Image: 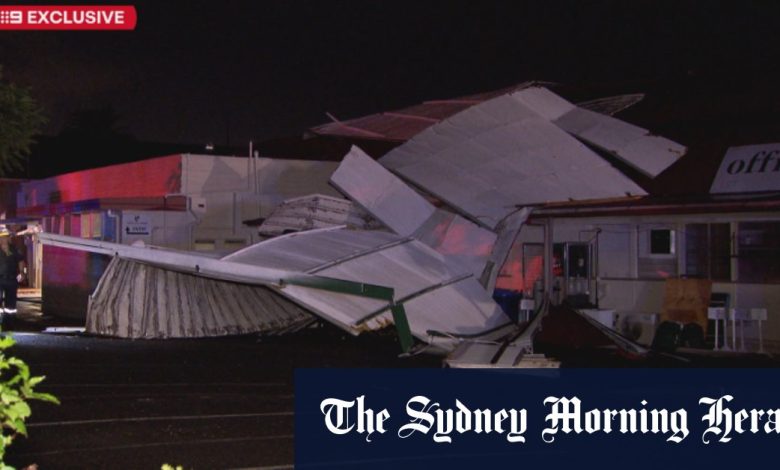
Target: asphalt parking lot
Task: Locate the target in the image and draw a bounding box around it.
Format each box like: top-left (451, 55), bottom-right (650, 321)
top-left (3, 301), bottom-right (438, 470)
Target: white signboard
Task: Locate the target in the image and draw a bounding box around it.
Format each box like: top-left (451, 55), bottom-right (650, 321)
top-left (123, 214), bottom-right (151, 236)
top-left (711, 143), bottom-right (780, 194)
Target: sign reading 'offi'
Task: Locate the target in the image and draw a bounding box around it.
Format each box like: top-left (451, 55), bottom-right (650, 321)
top-left (711, 143), bottom-right (780, 194)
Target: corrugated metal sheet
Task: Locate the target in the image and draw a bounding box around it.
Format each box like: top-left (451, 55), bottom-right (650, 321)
top-left (578, 93), bottom-right (645, 117)
top-left (256, 193), bottom-right (381, 236)
top-left (380, 89), bottom-right (647, 229)
top-left (330, 147), bottom-right (436, 237)
top-left (87, 257), bottom-right (314, 339)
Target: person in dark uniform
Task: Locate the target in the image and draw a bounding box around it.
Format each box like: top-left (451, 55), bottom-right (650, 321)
top-left (0, 227), bottom-right (25, 315)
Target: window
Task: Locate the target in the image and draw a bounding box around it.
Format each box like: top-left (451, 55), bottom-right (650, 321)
top-left (521, 243), bottom-right (544, 294)
top-left (639, 226), bottom-right (677, 278)
top-left (685, 223), bottom-right (731, 281)
top-left (194, 239), bottom-right (216, 251)
top-left (650, 229), bottom-right (675, 255)
top-left (80, 212), bottom-right (103, 240)
top-left (738, 221), bottom-right (780, 283)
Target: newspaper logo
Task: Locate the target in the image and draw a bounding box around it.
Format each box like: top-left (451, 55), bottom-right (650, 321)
top-left (0, 5), bottom-right (137, 30)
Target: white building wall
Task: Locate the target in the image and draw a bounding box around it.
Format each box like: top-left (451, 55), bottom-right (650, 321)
top-left (178, 154), bottom-right (340, 252)
top-left (120, 210), bottom-right (193, 250)
top-left (540, 212), bottom-right (780, 351)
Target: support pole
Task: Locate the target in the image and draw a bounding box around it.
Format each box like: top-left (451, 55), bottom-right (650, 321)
top-left (543, 218), bottom-right (553, 303)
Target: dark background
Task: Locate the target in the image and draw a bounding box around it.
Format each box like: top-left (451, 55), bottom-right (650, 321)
top-left (2, 0), bottom-right (779, 149)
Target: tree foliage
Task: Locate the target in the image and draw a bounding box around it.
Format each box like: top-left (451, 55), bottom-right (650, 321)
top-left (0, 333), bottom-right (58, 469)
top-left (0, 67), bottom-right (46, 176)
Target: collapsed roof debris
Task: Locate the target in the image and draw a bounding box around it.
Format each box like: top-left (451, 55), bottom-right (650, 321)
top-left (332, 146), bottom-right (512, 280)
top-left (224, 226), bottom-right (511, 350)
top-left (330, 146), bottom-right (437, 237)
top-left (37, 85), bottom-right (685, 362)
top-left (576, 93), bottom-right (645, 117)
top-left (41, 224), bottom-right (515, 352)
top-left (378, 87), bottom-right (664, 229)
top-left (251, 193), bottom-right (381, 237)
top-left (89, 257), bottom-right (314, 338)
top-left (309, 80), bottom-right (645, 142)
top-left (445, 303), bottom-right (649, 368)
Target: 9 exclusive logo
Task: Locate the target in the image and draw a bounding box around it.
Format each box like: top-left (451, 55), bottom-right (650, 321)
top-left (0, 5), bottom-right (137, 30)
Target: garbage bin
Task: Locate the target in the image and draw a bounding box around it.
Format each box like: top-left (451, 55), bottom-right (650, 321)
top-left (492, 288), bottom-right (522, 323)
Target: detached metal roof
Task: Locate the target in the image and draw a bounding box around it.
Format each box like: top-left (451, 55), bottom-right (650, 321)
top-left (310, 82), bottom-right (544, 141)
top-left (224, 227), bottom-right (509, 344)
top-left (331, 146), bottom-right (436, 237)
top-left (41, 227), bottom-right (511, 351)
top-left (330, 147), bottom-right (504, 280)
top-left (309, 81), bottom-right (645, 143)
top-left (379, 88), bottom-right (650, 229)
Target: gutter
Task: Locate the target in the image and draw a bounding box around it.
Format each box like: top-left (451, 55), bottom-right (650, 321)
top-left (530, 198), bottom-right (780, 219)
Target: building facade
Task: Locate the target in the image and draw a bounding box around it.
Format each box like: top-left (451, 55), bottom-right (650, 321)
top-left (16, 153), bottom-right (340, 317)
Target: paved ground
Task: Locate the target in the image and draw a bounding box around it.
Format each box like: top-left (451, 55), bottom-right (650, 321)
top-left (4, 297), bottom-right (778, 469)
top-left (2, 299), bottom-right (439, 469)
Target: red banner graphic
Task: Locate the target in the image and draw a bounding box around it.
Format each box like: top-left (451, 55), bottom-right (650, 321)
top-left (0, 5), bottom-right (137, 30)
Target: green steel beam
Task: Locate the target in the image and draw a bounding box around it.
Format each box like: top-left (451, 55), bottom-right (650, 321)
top-left (285, 275), bottom-right (395, 301)
top-left (285, 274), bottom-right (414, 353)
top-left (391, 304), bottom-right (414, 353)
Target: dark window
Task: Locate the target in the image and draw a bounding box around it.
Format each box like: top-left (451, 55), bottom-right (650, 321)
top-left (685, 223), bottom-right (731, 281)
top-left (567, 244), bottom-right (590, 278)
top-left (650, 229), bottom-right (673, 255)
top-left (738, 222), bottom-right (780, 283)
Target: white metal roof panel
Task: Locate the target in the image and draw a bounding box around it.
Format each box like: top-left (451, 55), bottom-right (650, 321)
top-left (317, 242), bottom-right (461, 296)
top-left (510, 86), bottom-right (574, 120)
top-left (330, 146), bottom-right (436, 236)
top-left (222, 227), bottom-right (509, 344)
top-left (261, 231), bottom-right (509, 344)
top-left (224, 227), bottom-right (507, 342)
top-left (223, 226), bottom-right (401, 272)
top-left (401, 278), bottom-right (508, 337)
top-left (554, 106), bottom-right (684, 177)
top-left (484, 87), bottom-right (684, 177)
top-left (380, 91), bottom-right (646, 228)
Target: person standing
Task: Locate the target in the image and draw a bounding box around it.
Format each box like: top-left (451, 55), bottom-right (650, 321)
top-left (0, 227), bottom-right (25, 315)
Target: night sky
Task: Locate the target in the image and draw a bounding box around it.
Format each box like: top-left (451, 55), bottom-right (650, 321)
top-left (1, 1), bottom-right (779, 147)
